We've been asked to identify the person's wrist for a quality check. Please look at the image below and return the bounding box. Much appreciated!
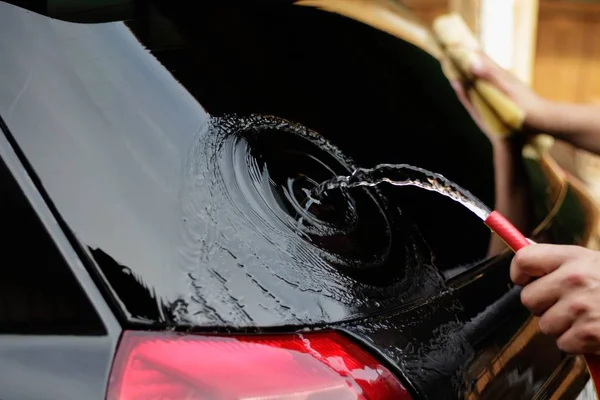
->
[524,97,555,133]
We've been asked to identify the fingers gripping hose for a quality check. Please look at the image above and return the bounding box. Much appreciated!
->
[485,210,600,394]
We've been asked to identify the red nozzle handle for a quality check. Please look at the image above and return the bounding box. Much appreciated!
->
[485,210,600,393]
[484,211,531,252]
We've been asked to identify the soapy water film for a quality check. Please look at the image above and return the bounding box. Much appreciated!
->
[177,114,445,326]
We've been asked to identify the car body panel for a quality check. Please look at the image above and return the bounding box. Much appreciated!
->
[0,336,116,400]
[0,119,121,400]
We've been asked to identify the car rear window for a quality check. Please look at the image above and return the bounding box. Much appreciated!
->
[0,1,496,327]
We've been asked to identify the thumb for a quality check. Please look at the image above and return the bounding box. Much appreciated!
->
[470,52,498,81]
[469,52,517,93]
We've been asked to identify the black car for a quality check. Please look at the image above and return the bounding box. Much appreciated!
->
[0,0,595,399]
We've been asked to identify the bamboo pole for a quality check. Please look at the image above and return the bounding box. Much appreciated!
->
[449,0,481,35]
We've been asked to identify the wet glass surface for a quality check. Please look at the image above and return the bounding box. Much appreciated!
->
[0,1,496,327]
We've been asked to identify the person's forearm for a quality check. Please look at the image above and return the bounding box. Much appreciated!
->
[531,101,600,156]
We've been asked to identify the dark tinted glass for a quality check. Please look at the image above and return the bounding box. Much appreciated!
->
[0,156,104,334]
[0,0,496,327]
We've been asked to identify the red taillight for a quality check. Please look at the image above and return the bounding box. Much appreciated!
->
[107,330,412,400]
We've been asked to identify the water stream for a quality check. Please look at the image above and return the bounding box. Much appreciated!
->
[312,163,492,221]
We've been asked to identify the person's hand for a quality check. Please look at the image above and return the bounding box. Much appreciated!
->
[470,52,549,133]
[511,243,600,354]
